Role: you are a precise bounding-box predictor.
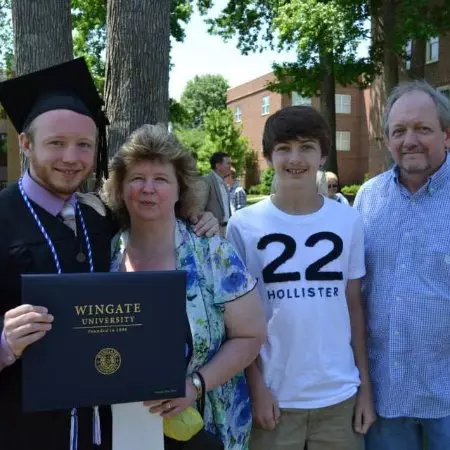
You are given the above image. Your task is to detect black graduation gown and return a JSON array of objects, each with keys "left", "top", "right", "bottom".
[{"left": 0, "top": 183, "right": 118, "bottom": 450}]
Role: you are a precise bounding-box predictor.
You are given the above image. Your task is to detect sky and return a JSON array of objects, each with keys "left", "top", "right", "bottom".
[{"left": 169, "top": 2, "right": 370, "bottom": 100}]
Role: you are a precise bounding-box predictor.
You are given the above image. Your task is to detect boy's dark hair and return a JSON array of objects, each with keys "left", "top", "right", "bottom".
[
  {"left": 262, "top": 106, "right": 330, "bottom": 160},
  {"left": 210, "top": 151, "right": 229, "bottom": 170}
]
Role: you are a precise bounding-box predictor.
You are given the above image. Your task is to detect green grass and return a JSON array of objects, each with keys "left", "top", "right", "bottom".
[{"left": 247, "top": 194, "right": 268, "bottom": 205}]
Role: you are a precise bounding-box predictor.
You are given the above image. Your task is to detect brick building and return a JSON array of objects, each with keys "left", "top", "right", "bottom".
[
  {"left": 227, "top": 72, "right": 370, "bottom": 187},
  {"left": 227, "top": 33, "right": 450, "bottom": 187},
  {"left": 366, "top": 33, "right": 450, "bottom": 176}
]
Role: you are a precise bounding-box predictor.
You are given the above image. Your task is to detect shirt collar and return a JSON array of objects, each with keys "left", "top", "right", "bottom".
[
  {"left": 212, "top": 170, "right": 225, "bottom": 184},
  {"left": 22, "top": 170, "right": 77, "bottom": 217},
  {"left": 389, "top": 152, "right": 450, "bottom": 196}
]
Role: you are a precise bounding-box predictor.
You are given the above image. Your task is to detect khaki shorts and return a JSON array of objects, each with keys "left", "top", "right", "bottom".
[{"left": 250, "top": 395, "right": 363, "bottom": 450}]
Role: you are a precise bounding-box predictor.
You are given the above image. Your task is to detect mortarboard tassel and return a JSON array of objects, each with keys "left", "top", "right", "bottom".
[
  {"left": 93, "top": 405, "right": 102, "bottom": 445},
  {"left": 96, "top": 111, "right": 109, "bottom": 182},
  {"left": 70, "top": 408, "right": 78, "bottom": 450},
  {"left": 69, "top": 406, "right": 101, "bottom": 449}
]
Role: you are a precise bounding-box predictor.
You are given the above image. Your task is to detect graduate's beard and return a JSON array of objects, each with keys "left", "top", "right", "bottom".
[{"left": 28, "top": 153, "right": 91, "bottom": 200}]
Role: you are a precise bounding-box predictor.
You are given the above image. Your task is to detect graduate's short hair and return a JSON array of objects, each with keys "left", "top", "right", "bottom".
[
  {"left": 262, "top": 106, "right": 330, "bottom": 161},
  {"left": 101, "top": 124, "right": 201, "bottom": 227},
  {"left": 22, "top": 121, "right": 36, "bottom": 143}
]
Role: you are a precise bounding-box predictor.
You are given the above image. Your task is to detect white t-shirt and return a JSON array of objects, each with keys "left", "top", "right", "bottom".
[{"left": 226, "top": 196, "right": 365, "bottom": 409}]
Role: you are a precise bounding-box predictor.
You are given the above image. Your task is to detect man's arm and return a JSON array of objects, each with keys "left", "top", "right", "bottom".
[
  {"left": 346, "top": 279, "right": 370, "bottom": 387},
  {"left": 346, "top": 213, "right": 376, "bottom": 434},
  {"left": 346, "top": 279, "right": 376, "bottom": 434},
  {"left": 245, "top": 356, "right": 280, "bottom": 430}
]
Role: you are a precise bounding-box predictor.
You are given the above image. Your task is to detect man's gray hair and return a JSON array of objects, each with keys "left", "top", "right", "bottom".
[{"left": 382, "top": 80, "right": 450, "bottom": 136}]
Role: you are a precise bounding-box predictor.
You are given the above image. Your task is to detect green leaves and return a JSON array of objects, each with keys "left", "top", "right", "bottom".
[
  {"left": 176, "top": 108, "right": 252, "bottom": 176},
  {"left": 180, "top": 74, "right": 230, "bottom": 128},
  {"left": 0, "top": 0, "right": 13, "bottom": 72},
  {"left": 71, "top": 0, "right": 106, "bottom": 91},
  {"left": 206, "top": 0, "right": 372, "bottom": 100},
  {"left": 203, "top": 108, "right": 250, "bottom": 176},
  {"left": 175, "top": 72, "right": 251, "bottom": 176}
]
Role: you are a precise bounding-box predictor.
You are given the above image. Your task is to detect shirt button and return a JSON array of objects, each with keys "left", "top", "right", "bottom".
[
  {"left": 404, "top": 232, "right": 410, "bottom": 238},
  {"left": 400, "top": 263, "right": 406, "bottom": 269},
  {"left": 396, "top": 296, "right": 401, "bottom": 301},
  {"left": 411, "top": 199, "right": 416, "bottom": 205},
  {"left": 395, "top": 331, "right": 400, "bottom": 336}
]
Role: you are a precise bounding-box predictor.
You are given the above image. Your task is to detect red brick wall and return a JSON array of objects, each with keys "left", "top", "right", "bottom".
[
  {"left": 228, "top": 76, "right": 370, "bottom": 186},
  {"left": 334, "top": 86, "right": 368, "bottom": 185},
  {"left": 228, "top": 73, "right": 283, "bottom": 175}
]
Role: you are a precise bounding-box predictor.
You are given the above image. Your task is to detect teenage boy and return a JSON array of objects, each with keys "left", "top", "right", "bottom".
[{"left": 226, "top": 106, "right": 375, "bottom": 450}]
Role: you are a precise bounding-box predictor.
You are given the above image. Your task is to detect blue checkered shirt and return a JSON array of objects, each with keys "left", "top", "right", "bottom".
[{"left": 354, "top": 154, "right": 450, "bottom": 419}]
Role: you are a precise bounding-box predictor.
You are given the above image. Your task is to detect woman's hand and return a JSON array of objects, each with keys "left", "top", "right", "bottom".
[{"left": 143, "top": 378, "right": 198, "bottom": 418}]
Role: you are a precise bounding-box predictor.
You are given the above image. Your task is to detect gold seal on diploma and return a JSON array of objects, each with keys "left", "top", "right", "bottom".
[{"left": 95, "top": 348, "right": 121, "bottom": 375}]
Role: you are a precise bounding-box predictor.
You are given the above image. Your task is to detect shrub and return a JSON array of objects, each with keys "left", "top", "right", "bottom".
[
  {"left": 260, "top": 168, "right": 275, "bottom": 195},
  {"left": 341, "top": 184, "right": 361, "bottom": 196},
  {"left": 248, "top": 185, "right": 263, "bottom": 195}
]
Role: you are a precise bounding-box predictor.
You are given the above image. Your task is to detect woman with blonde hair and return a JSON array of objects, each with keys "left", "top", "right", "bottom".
[
  {"left": 325, "top": 171, "right": 349, "bottom": 205},
  {"left": 101, "top": 124, "right": 266, "bottom": 450}
]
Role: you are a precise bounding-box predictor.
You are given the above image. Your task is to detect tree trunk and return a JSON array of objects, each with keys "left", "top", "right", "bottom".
[
  {"left": 319, "top": 49, "right": 338, "bottom": 176},
  {"left": 105, "top": 0, "right": 171, "bottom": 157},
  {"left": 381, "top": 0, "right": 398, "bottom": 96},
  {"left": 410, "top": 38, "right": 426, "bottom": 79},
  {"left": 11, "top": 0, "right": 73, "bottom": 174}
]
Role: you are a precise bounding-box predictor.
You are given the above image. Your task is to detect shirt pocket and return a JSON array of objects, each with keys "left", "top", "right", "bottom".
[{"left": 420, "top": 245, "right": 450, "bottom": 302}]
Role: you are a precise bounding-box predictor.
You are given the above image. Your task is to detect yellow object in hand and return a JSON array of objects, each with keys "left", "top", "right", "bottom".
[{"left": 163, "top": 407, "right": 204, "bottom": 441}]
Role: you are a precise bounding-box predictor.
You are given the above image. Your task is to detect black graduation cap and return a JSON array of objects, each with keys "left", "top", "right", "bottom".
[{"left": 0, "top": 57, "right": 109, "bottom": 179}]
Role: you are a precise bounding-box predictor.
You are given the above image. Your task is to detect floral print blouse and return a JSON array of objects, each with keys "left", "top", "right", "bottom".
[{"left": 110, "top": 220, "right": 257, "bottom": 450}]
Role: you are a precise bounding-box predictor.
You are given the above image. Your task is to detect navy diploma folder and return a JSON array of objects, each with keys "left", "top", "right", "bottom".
[{"left": 21, "top": 271, "right": 187, "bottom": 412}]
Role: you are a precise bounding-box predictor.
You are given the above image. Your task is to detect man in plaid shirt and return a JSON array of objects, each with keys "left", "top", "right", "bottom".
[{"left": 354, "top": 80, "right": 450, "bottom": 450}]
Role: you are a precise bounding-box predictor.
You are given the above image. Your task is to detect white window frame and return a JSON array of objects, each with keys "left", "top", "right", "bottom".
[
  {"left": 437, "top": 85, "right": 450, "bottom": 100},
  {"left": 335, "top": 94, "right": 351, "bottom": 114},
  {"left": 234, "top": 105, "right": 242, "bottom": 122},
  {"left": 405, "top": 40, "right": 412, "bottom": 70},
  {"left": 291, "top": 92, "right": 312, "bottom": 106},
  {"left": 426, "top": 37, "right": 439, "bottom": 63},
  {"left": 261, "top": 96, "right": 270, "bottom": 115},
  {"left": 336, "top": 131, "right": 351, "bottom": 151}
]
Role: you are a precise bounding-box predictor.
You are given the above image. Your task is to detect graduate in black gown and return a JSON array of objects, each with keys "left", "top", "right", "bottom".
[{"left": 0, "top": 58, "right": 218, "bottom": 450}]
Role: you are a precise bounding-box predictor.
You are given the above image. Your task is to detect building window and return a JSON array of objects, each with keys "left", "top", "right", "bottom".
[
  {"left": 426, "top": 37, "right": 439, "bottom": 63},
  {"left": 261, "top": 96, "right": 270, "bottom": 115},
  {"left": 405, "top": 40, "right": 412, "bottom": 70},
  {"left": 292, "top": 92, "right": 311, "bottom": 106},
  {"left": 437, "top": 85, "right": 450, "bottom": 100},
  {"left": 336, "top": 131, "right": 351, "bottom": 151},
  {"left": 0, "top": 133, "right": 6, "bottom": 154},
  {"left": 335, "top": 94, "right": 351, "bottom": 114},
  {"left": 234, "top": 106, "right": 242, "bottom": 122}
]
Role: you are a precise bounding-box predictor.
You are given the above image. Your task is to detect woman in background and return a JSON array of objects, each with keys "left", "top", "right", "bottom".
[{"left": 325, "top": 171, "right": 349, "bottom": 205}]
